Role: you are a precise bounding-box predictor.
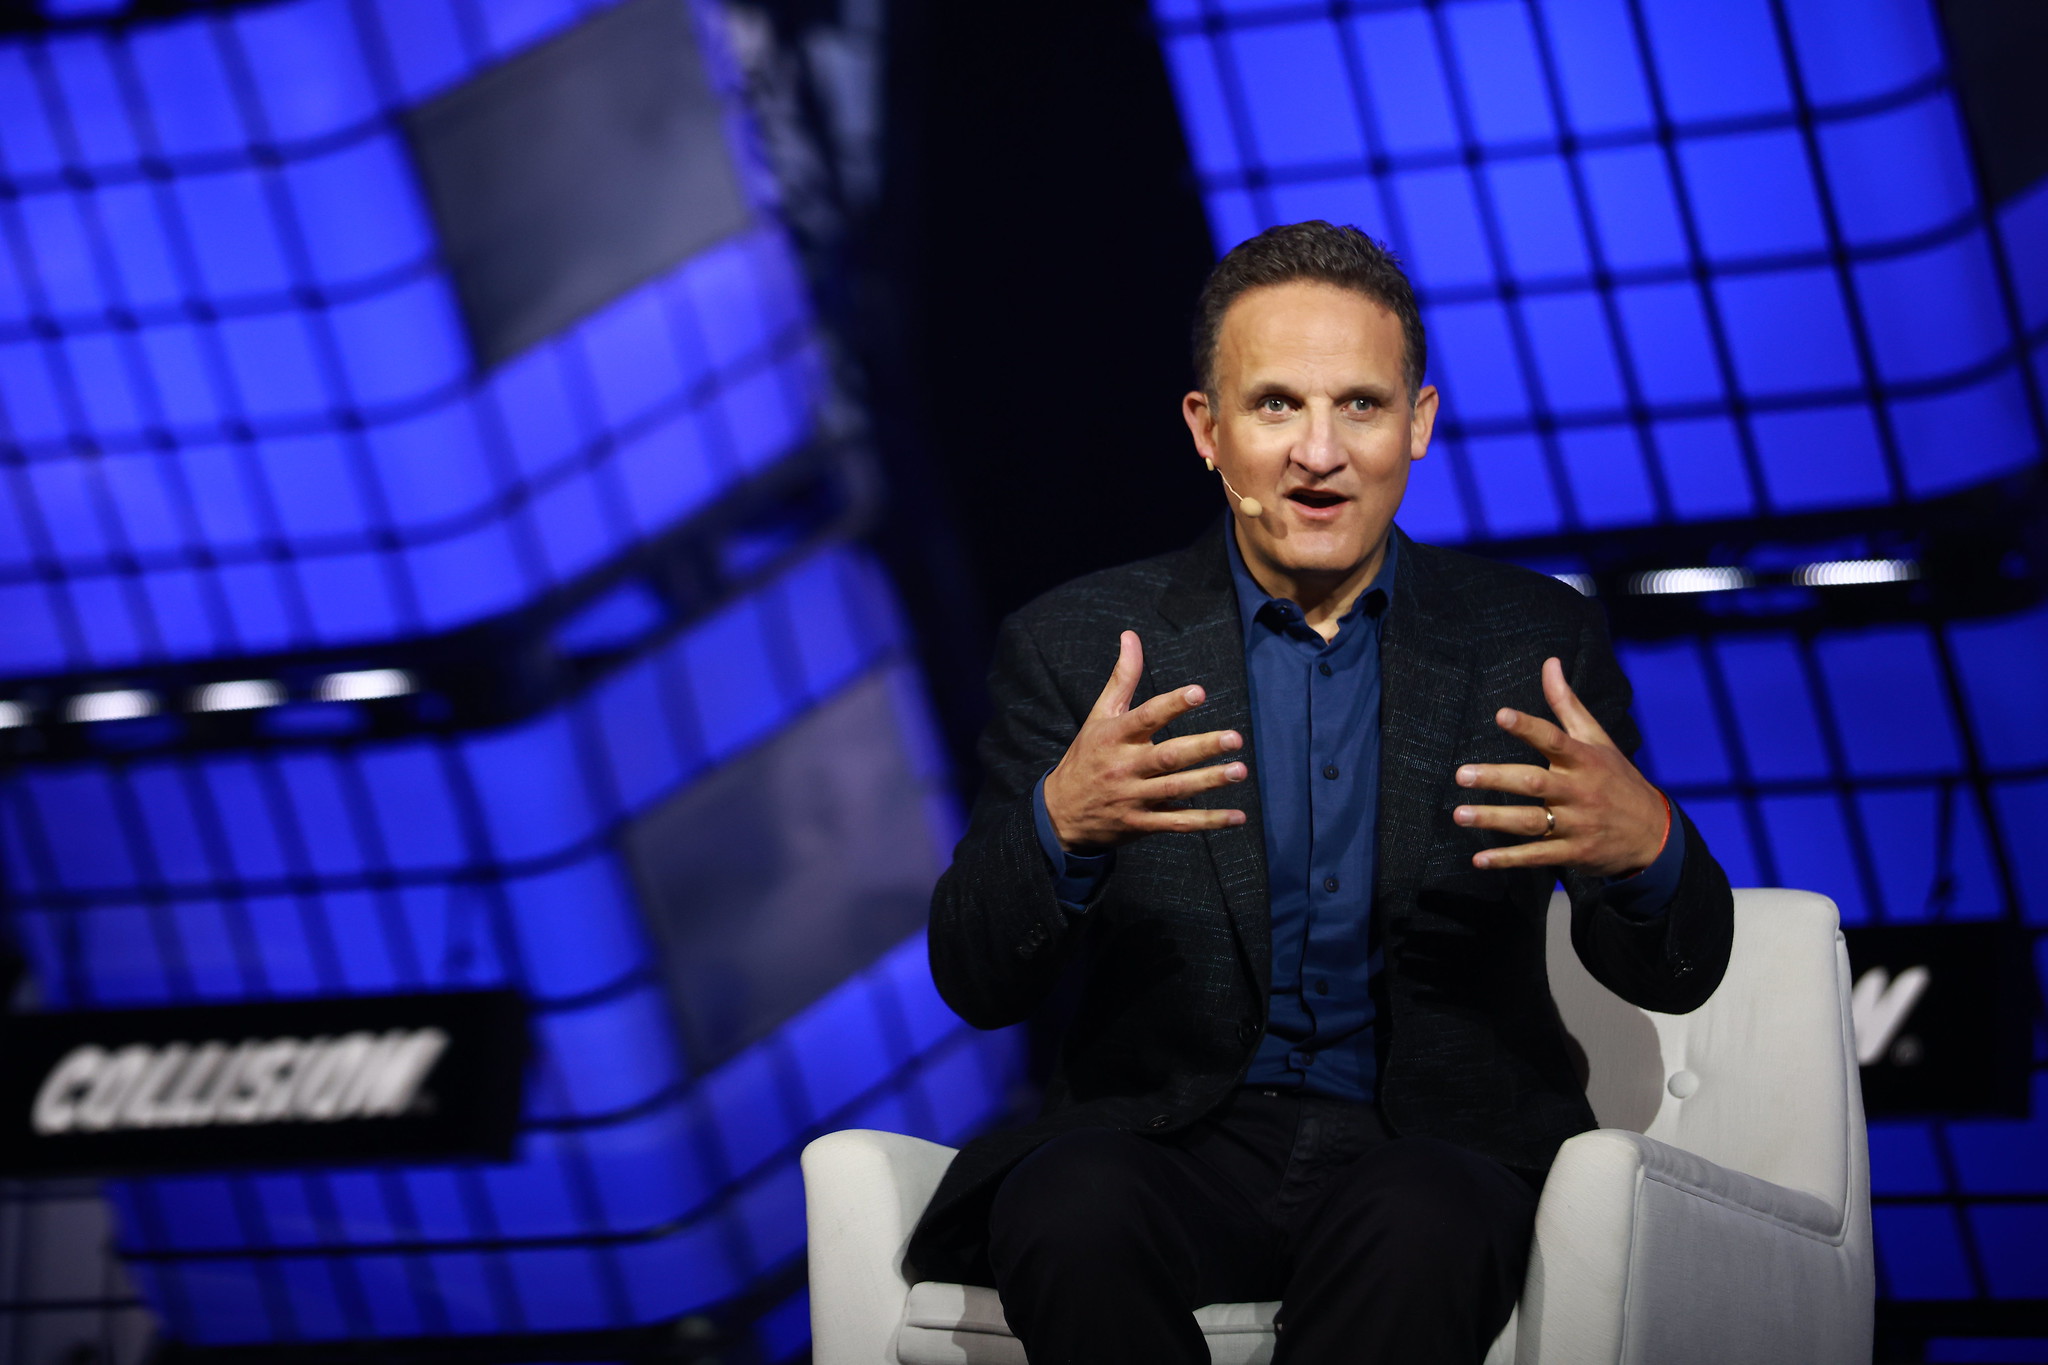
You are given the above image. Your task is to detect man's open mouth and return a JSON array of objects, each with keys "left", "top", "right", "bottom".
[{"left": 1287, "top": 490, "right": 1348, "bottom": 509}]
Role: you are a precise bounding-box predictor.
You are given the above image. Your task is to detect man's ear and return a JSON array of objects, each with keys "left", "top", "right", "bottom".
[
  {"left": 1182, "top": 389, "right": 1217, "bottom": 464},
  {"left": 1408, "top": 384, "right": 1440, "bottom": 461}
]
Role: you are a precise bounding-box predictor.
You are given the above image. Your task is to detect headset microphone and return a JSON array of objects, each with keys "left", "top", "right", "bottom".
[{"left": 1202, "top": 457, "right": 1264, "bottom": 518}]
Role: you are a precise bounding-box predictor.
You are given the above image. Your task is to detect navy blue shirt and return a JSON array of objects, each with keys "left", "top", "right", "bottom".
[
  {"left": 1030, "top": 529, "right": 1684, "bottom": 1104},
  {"left": 1229, "top": 529, "right": 1392, "bottom": 1098}
]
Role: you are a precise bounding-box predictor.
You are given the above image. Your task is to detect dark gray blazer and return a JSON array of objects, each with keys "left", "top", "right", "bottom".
[{"left": 908, "top": 521, "right": 1734, "bottom": 1283}]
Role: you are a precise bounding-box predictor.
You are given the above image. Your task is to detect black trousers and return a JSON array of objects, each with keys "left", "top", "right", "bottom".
[{"left": 985, "top": 1089, "right": 1539, "bottom": 1365}]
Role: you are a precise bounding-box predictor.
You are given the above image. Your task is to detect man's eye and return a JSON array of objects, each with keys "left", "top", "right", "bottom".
[
  {"left": 1260, "top": 397, "right": 1288, "bottom": 413},
  {"left": 1348, "top": 398, "right": 1377, "bottom": 412}
]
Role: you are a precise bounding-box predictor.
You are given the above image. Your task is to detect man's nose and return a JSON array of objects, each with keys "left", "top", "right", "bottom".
[{"left": 1294, "top": 407, "right": 1345, "bottom": 474}]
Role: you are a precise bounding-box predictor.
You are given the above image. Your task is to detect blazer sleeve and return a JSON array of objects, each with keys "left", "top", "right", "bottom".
[
  {"left": 1558, "top": 598, "right": 1735, "bottom": 1014},
  {"left": 928, "top": 609, "right": 1096, "bottom": 1030}
]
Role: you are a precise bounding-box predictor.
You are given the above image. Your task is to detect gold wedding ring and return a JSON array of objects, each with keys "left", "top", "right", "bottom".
[{"left": 1541, "top": 806, "right": 1557, "bottom": 839}]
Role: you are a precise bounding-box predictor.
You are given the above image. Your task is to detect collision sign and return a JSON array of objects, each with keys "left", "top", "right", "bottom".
[{"left": 1, "top": 992, "right": 528, "bottom": 1175}]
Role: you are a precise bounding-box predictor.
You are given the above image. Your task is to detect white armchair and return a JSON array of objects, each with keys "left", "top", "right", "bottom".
[{"left": 803, "top": 889, "right": 1874, "bottom": 1364}]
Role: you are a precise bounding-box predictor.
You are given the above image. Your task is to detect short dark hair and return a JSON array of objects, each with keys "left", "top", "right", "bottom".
[{"left": 1192, "top": 221, "right": 1427, "bottom": 399}]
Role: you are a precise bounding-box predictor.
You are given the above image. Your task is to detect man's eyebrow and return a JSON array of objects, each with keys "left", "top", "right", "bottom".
[{"left": 1236, "top": 378, "right": 1302, "bottom": 403}]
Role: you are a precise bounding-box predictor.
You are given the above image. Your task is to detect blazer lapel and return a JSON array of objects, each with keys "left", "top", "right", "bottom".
[
  {"left": 1378, "top": 529, "right": 1476, "bottom": 903},
  {"left": 1151, "top": 521, "right": 1271, "bottom": 996}
]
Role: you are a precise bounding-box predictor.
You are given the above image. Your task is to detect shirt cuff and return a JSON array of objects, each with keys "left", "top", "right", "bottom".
[
  {"left": 1601, "top": 796, "right": 1685, "bottom": 920},
  {"left": 1033, "top": 770, "right": 1112, "bottom": 911}
]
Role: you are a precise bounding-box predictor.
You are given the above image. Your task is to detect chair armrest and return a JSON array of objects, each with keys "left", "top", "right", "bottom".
[
  {"left": 1519, "top": 1130, "right": 1870, "bottom": 1365},
  {"left": 803, "top": 1129, "right": 961, "bottom": 1365},
  {"left": 1571, "top": 1129, "right": 1846, "bottom": 1240}
]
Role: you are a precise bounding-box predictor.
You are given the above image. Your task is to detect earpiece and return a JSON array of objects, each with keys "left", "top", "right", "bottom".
[{"left": 1202, "top": 457, "right": 1263, "bottom": 518}]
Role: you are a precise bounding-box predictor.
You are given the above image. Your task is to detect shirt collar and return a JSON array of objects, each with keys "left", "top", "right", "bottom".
[{"left": 1225, "top": 522, "right": 1398, "bottom": 646}]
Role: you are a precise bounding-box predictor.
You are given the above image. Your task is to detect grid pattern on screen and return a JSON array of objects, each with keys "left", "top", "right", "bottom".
[
  {"left": 1153, "top": 0, "right": 2047, "bottom": 542},
  {"left": 0, "top": 542, "right": 1022, "bottom": 1346},
  {"left": 0, "top": 0, "right": 825, "bottom": 679},
  {"left": 0, "top": 1, "right": 992, "bottom": 1357},
  {"left": 1619, "top": 604, "right": 2048, "bottom": 1307}
]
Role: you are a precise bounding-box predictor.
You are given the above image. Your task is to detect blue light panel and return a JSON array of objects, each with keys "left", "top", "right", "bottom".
[
  {"left": 1154, "top": 0, "right": 2046, "bottom": 540},
  {"left": 0, "top": 544, "right": 1021, "bottom": 1347},
  {"left": 0, "top": 2, "right": 1004, "bottom": 1359},
  {"left": 0, "top": 0, "right": 827, "bottom": 677}
]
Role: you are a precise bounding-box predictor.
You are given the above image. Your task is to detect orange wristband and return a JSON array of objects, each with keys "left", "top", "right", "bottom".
[{"left": 1618, "top": 791, "right": 1673, "bottom": 881}]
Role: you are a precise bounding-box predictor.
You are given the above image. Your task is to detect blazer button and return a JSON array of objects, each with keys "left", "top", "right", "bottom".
[
  {"left": 1237, "top": 1020, "right": 1259, "bottom": 1045},
  {"left": 1147, "top": 1114, "right": 1171, "bottom": 1129}
]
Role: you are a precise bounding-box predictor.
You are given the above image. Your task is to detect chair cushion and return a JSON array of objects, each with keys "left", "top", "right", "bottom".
[
  {"left": 899, "top": 1283, "right": 1281, "bottom": 1363},
  {"left": 897, "top": 1282, "right": 1514, "bottom": 1365},
  {"left": 903, "top": 1282, "right": 1012, "bottom": 1337},
  {"left": 903, "top": 1282, "right": 1281, "bottom": 1337}
]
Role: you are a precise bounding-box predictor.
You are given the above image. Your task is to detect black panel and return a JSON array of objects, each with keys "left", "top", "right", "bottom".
[
  {"left": 877, "top": 0, "right": 1220, "bottom": 626},
  {"left": 1940, "top": 0, "right": 2048, "bottom": 204},
  {"left": 625, "top": 669, "right": 942, "bottom": 1070},
  {"left": 1846, "top": 922, "right": 2035, "bottom": 1118},
  {"left": 0, "top": 0, "right": 252, "bottom": 34},
  {"left": 406, "top": 0, "right": 752, "bottom": 367}
]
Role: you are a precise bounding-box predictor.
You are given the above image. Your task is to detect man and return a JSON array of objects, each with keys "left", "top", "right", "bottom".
[{"left": 909, "top": 222, "right": 1733, "bottom": 1364}]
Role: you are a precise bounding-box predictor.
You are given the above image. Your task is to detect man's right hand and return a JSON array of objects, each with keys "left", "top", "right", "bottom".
[{"left": 1042, "top": 630, "right": 1249, "bottom": 853}]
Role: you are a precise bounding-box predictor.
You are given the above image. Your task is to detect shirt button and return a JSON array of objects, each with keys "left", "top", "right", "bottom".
[
  {"left": 1318, "top": 662, "right": 1333, "bottom": 677},
  {"left": 1322, "top": 764, "right": 1339, "bottom": 780},
  {"left": 1289, "top": 1050, "right": 1316, "bottom": 1068},
  {"left": 1315, "top": 979, "right": 1330, "bottom": 996},
  {"left": 1323, "top": 876, "right": 1339, "bottom": 892}
]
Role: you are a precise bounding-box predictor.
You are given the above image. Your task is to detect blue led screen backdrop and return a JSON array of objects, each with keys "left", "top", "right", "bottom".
[
  {"left": 1, "top": 558, "right": 1014, "bottom": 1346},
  {"left": 0, "top": 0, "right": 816, "bottom": 675},
  {"left": 1155, "top": 0, "right": 2045, "bottom": 540},
  {"left": 0, "top": 0, "right": 1023, "bottom": 1357}
]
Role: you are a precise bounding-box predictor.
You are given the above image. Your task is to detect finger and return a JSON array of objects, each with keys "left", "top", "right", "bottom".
[
  {"left": 1141, "top": 760, "right": 1249, "bottom": 802},
  {"left": 1542, "top": 656, "right": 1615, "bottom": 749},
  {"left": 1124, "top": 680, "right": 1209, "bottom": 738},
  {"left": 1472, "top": 839, "right": 1576, "bottom": 871},
  {"left": 1143, "top": 728, "right": 1244, "bottom": 776},
  {"left": 1128, "top": 807, "right": 1247, "bottom": 834},
  {"left": 1493, "top": 704, "right": 1574, "bottom": 762},
  {"left": 1453, "top": 802, "right": 1552, "bottom": 838},
  {"left": 1454, "top": 762, "right": 1552, "bottom": 799},
  {"left": 1089, "top": 631, "right": 1144, "bottom": 720}
]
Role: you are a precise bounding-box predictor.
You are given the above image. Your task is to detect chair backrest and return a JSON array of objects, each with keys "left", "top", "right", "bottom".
[{"left": 1544, "top": 888, "right": 1859, "bottom": 1216}]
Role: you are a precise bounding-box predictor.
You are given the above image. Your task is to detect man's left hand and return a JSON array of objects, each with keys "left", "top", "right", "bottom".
[{"left": 1452, "top": 657, "right": 1668, "bottom": 877}]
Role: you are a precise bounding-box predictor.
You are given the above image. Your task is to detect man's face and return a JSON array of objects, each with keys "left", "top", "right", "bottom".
[{"left": 1183, "top": 280, "right": 1438, "bottom": 594}]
